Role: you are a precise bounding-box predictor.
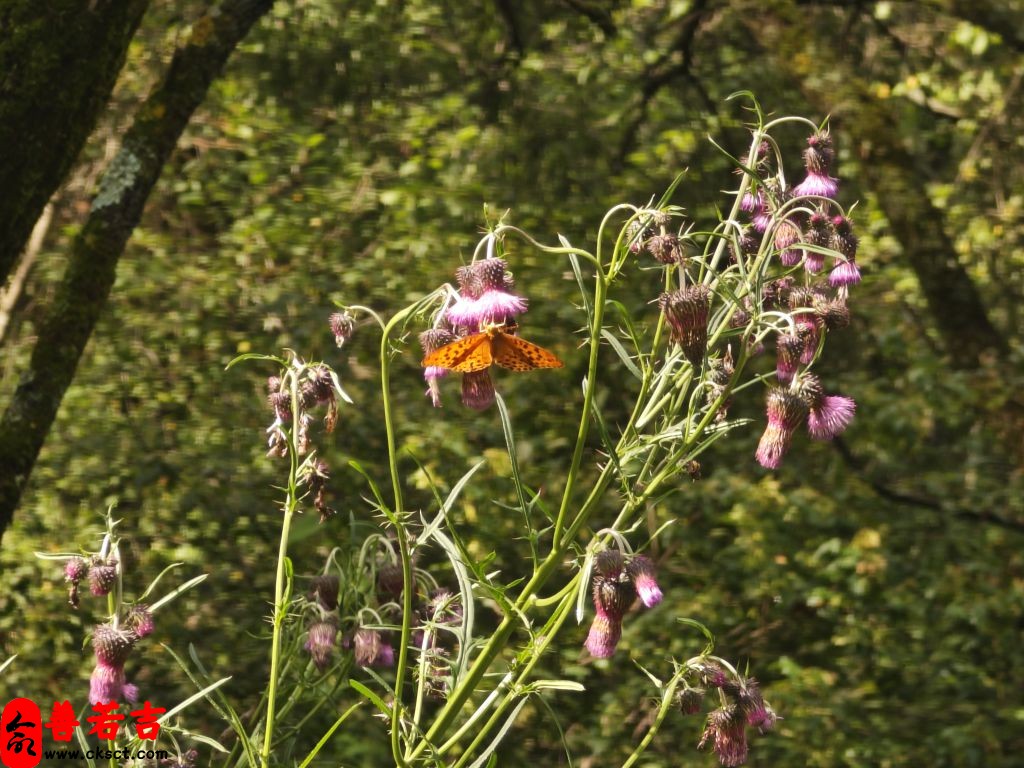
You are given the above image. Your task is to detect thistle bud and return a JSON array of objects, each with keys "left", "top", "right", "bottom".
[
  {"left": 309, "top": 574, "right": 340, "bottom": 609},
  {"left": 88, "top": 557, "right": 118, "bottom": 597},
  {"left": 646, "top": 233, "right": 682, "bottom": 264},
  {"left": 124, "top": 605, "right": 155, "bottom": 638},
  {"left": 329, "top": 312, "right": 356, "bottom": 347},
  {"left": 659, "top": 285, "right": 712, "bottom": 366}
]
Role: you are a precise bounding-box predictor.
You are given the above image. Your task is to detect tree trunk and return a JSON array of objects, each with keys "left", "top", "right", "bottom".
[
  {"left": 751, "top": 1, "right": 1006, "bottom": 367},
  {"left": 0, "top": 0, "right": 273, "bottom": 544},
  {"left": 0, "top": 0, "right": 150, "bottom": 284}
]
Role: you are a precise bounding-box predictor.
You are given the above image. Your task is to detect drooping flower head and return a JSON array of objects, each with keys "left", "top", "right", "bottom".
[
  {"left": 304, "top": 618, "right": 338, "bottom": 672},
  {"left": 828, "top": 215, "right": 861, "bottom": 287},
  {"left": 585, "top": 553, "right": 633, "bottom": 658},
  {"left": 419, "top": 328, "right": 455, "bottom": 408},
  {"left": 677, "top": 686, "right": 705, "bottom": 716},
  {"left": 797, "top": 373, "right": 856, "bottom": 440},
  {"left": 788, "top": 286, "right": 822, "bottom": 365},
  {"left": 446, "top": 258, "right": 527, "bottom": 330},
  {"left": 774, "top": 333, "right": 803, "bottom": 385},
  {"left": 329, "top": 311, "right": 356, "bottom": 347},
  {"left": 793, "top": 131, "right": 839, "bottom": 199},
  {"left": 755, "top": 388, "right": 808, "bottom": 469},
  {"left": 802, "top": 210, "right": 830, "bottom": 273},
  {"left": 64, "top": 556, "right": 88, "bottom": 608},
  {"left": 813, "top": 293, "right": 851, "bottom": 331},
  {"left": 309, "top": 574, "right": 340, "bottom": 610},
  {"left": 646, "top": 233, "right": 683, "bottom": 265},
  {"left": 659, "top": 284, "right": 712, "bottom": 366},
  {"left": 89, "top": 624, "right": 139, "bottom": 704},
  {"left": 353, "top": 627, "right": 383, "bottom": 668},
  {"left": 698, "top": 705, "right": 749, "bottom": 768},
  {"left": 461, "top": 369, "right": 496, "bottom": 411},
  {"left": 774, "top": 219, "right": 802, "bottom": 266},
  {"left": 625, "top": 555, "right": 663, "bottom": 608}
]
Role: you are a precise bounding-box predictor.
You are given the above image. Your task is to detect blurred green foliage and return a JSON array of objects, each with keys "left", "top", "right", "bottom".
[{"left": 2, "top": 1, "right": 1023, "bottom": 766}]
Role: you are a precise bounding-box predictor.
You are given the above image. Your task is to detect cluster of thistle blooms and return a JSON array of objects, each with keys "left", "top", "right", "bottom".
[
  {"left": 636, "top": 129, "right": 859, "bottom": 468},
  {"left": 60, "top": 548, "right": 154, "bottom": 706},
  {"left": 674, "top": 662, "right": 777, "bottom": 768},
  {"left": 583, "top": 549, "right": 663, "bottom": 658},
  {"left": 301, "top": 551, "right": 462, "bottom": 696},
  {"left": 418, "top": 256, "right": 527, "bottom": 410},
  {"left": 265, "top": 358, "right": 348, "bottom": 522}
]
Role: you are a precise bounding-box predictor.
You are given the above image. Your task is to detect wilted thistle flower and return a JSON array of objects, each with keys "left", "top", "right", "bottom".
[
  {"left": 828, "top": 215, "right": 862, "bottom": 287},
  {"left": 89, "top": 624, "right": 139, "bottom": 704},
  {"left": 429, "top": 589, "right": 464, "bottom": 625},
  {"left": 302, "top": 458, "right": 334, "bottom": 522},
  {"left": 88, "top": 557, "right": 118, "bottom": 597},
  {"left": 677, "top": 686, "right": 705, "bottom": 716},
  {"left": 774, "top": 219, "right": 802, "bottom": 266},
  {"left": 64, "top": 556, "right": 88, "bottom": 608},
  {"left": 698, "top": 705, "right": 749, "bottom": 767},
  {"left": 420, "top": 328, "right": 455, "bottom": 408},
  {"left": 124, "top": 605, "right": 155, "bottom": 638},
  {"left": 646, "top": 233, "right": 682, "bottom": 265},
  {"left": 353, "top": 627, "right": 382, "bottom": 667},
  {"left": 787, "top": 287, "right": 824, "bottom": 365},
  {"left": 802, "top": 210, "right": 830, "bottom": 273},
  {"left": 329, "top": 311, "right": 356, "bottom": 347},
  {"left": 774, "top": 333, "right": 803, "bottom": 385},
  {"left": 706, "top": 347, "right": 735, "bottom": 421},
  {"left": 309, "top": 574, "right": 340, "bottom": 610},
  {"left": 461, "top": 369, "right": 496, "bottom": 411},
  {"left": 304, "top": 618, "right": 338, "bottom": 672},
  {"left": 755, "top": 388, "right": 808, "bottom": 469},
  {"left": 793, "top": 131, "right": 839, "bottom": 199},
  {"left": 660, "top": 284, "right": 712, "bottom": 366},
  {"left": 797, "top": 373, "right": 856, "bottom": 440},
  {"left": 625, "top": 555, "right": 663, "bottom": 607},
  {"left": 760, "top": 277, "right": 793, "bottom": 311},
  {"left": 446, "top": 258, "right": 527, "bottom": 329}
]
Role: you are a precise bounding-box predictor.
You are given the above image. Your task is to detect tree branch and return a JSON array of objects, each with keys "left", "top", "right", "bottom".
[
  {"left": 0, "top": 0, "right": 149, "bottom": 285},
  {"left": 0, "top": 0, "right": 273, "bottom": 543}
]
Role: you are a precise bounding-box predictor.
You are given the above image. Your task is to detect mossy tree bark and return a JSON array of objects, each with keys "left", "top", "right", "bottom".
[
  {"left": 0, "top": 0, "right": 150, "bottom": 284},
  {"left": 0, "top": 0, "right": 273, "bottom": 544}
]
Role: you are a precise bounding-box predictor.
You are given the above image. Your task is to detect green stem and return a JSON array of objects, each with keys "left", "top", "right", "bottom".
[
  {"left": 620, "top": 674, "right": 683, "bottom": 768},
  {"left": 260, "top": 367, "right": 302, "bottom": 766}
]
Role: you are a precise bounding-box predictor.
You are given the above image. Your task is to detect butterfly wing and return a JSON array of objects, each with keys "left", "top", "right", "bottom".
[
  {"left": 421, "top": 332, "right": 494, "bottom": 373},
  {"left": 491, "top": 332, "right": 564, "bottom": 372}
]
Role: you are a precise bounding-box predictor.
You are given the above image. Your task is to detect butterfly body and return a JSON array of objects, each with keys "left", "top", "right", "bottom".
[{"left": 421, "top": 322, "right": 563, "bottom": 373}]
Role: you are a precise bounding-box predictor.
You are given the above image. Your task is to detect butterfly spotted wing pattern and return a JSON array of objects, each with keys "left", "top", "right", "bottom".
[
  {"left": 491, "top": 332, "right": 564, "bottom": 372},
  {"left": 421, "top": 332, "right": 494, "bottom": 372}
]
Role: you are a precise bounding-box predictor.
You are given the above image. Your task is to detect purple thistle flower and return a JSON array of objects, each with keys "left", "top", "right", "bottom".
[
  {"left": 353, "top": 628, "right": 390, "bottom": 668},
  {"left": 677, "top": 687, "right": 705, "bottom": 716},
  {"left": 420, "top": 328, "right": 455, "bottom": 407},
  {"left": 89, "top": 625, "right": 139, "bottom": 704},
  {"left": 625, "top": 555, "right": 663, "bottom": 608},
  {"left": 659, "top": 285, "right": 712, "bottom": 366},
  {"left": 723, "top": 676, "right": 778, "bottom": 733},
  {"left": 372, "top": 643, "right": 395, "bottom": 668},
  {"left": 304, "top": 619, "right": 338, "bottom": 672},
  {"left": 584, "top": 611, "right": 622, "bottom": 659},
  {"left": 788, "top": 287, "right": 823, "bottom": 365},
  {"left": 739, "top": 189, "right": 762, "bottom": 213},
  {"left": 592, "top": 574, "right": 634, "bottom": 621},
  {"left": 593, "top": 549, "right": 625, "bottom": 578},
  {"left": 828, "top": 215, "right": 861, "bottom": 287},
  {"left": 65, "top": 557, "right": 88, "bottom": 584},
  {"left": 88, "top": 558, "right": 117, "bottom": 597},
  {"left": 461, "top": 370, "right": 496, "bottom": 411},
  {"left": 329, "top": 311, "right": 356, "bottom": 347},
  {"left": 806, "top": 393, "right": 856, "bottom": 441},
  {"left": 698, "top": 706, "right": 749, "bottom": 767},
  {"left": 755, "top": 388, "right": 808, "bottom": 469},
  {"left": 774, "top": 220, "right": 802, "bottom": 266},
  {"left": 446, "top": 258, "right": 527, "bottom": 329},
  {"left": 125, "top": 605, "right": 155, "bottom": 638},
  {"left": 802, "top": 211, "right": 830, "bottom": 273},
  {"left": 793, "top": 132, "right": 839, "bottom": 199},
  {"left": 775, "top": 333, "right": 803, "bottom": 384}
]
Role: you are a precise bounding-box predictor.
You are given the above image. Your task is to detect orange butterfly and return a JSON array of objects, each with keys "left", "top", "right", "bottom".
[{"left": 421, "top": 323, "right": 563, "bottom": 373}]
